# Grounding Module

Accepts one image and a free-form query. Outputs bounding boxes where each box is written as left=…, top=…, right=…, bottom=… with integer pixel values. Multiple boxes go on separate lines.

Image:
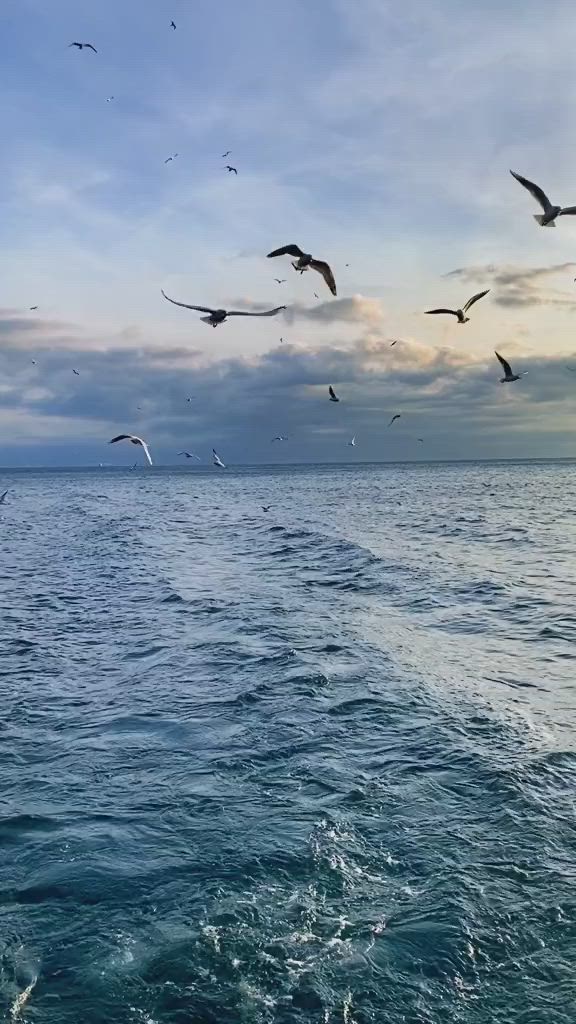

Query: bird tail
left=200, top=315, right=214, bottom=324
left=533, top=214, right=555, bottom=226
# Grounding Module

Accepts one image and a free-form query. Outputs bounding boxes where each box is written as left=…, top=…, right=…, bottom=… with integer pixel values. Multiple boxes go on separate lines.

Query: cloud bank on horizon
left=2, top=0, right=576, bottom=463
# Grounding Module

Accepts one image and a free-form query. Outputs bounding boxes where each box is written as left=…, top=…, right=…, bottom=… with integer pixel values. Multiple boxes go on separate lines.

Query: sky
left=2, top=0, right=576, bottom=465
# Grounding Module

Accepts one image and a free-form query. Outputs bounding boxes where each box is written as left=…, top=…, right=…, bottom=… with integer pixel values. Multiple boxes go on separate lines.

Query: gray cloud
left=444, top=263, right=576, bottom=310
left=1, top=311, right=576, bottom=464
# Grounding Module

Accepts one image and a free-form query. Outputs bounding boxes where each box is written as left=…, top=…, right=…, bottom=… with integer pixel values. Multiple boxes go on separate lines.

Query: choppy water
left=1, top=462, right=575, bottom=1024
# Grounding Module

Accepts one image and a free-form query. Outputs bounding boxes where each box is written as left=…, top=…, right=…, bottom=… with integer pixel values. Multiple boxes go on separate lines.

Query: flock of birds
left=21, top=40, right=576, bottom=470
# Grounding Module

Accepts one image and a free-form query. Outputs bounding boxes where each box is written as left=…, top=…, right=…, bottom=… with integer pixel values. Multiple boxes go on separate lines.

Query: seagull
left=72, top=368, right=80, bottom=375
left=222, top=151, right=231, bottom=158
left=495, top=351, right=527, bottom=383
left=0, top=490, right=9, bottom=504
left=69, top=42, right=97, bottom=52
left=314, top=292, right=319, bottom=299
left=31, top=359, right=37, bottom=365
left=425, top=290, right=490, bottom=323
left=348, top=436, right=356, bottom=447
left=329, top=385, right=340, bottom=403
left=271, top=435, right=287, bottom=442
left=510, top=170, right=576, bottom=226
left=274, top=279, right=287, bottom=284
left=29, top=305, right=38, bottom=310
left=106, top=96, right=114, bottom=102
left=267, top=244, right=337, bottom=296
left=161, top=289, right=285, bottom=327
left=164, top=154, right=178, bottom=163
left=279, top=337, right=284, bottom=344
left=170, top=20, right=176, bottom=29
left=262, top=505, right=271, bottom=512
left=225, top=165, right=238, bottom=174
left=417, top=438, right=424, bottom=443
left=388, top=414, right=401, bottom=427
left=178, top=451, right=201, bottom=460
left=110, top=433, right=153, bottom=465
left=213, top=449, right=226, bottom=468
left=390, top=339, right=398, bottom=346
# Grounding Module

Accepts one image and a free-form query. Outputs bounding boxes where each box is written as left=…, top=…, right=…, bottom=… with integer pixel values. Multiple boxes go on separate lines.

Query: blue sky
left=2, top=0, right=576, bottom=465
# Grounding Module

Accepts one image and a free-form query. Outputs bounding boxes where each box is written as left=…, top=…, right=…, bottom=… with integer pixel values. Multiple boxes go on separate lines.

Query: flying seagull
left=510, top=170, right=576, bottom=226
left=314, top=292, right=319, bottom=299
left=72, top=368, right=80, bottom=375
left=31, top=359, right=37, bottom=365
left=267, top=244, right=337, bottom=296
left=262, top=505, right=271, bottom=512
left=110, top=433, right=153, bottom=465
left=0, top=490, right=9, bottom=504
left=271, top=435, right=287, bottom=442
left=222, top=151, right=231, bottom=158
left=69, top=42, right=97, bottom=52
left=329, top=385, right=340, bottom=403
left=164, top=153, right=178, bottom=163
left=106, top=96, right=114, bottom=102
left=390, top=339, right=398, bottom=346
left=388, top=414, right=401, bottom=427
left=225, top=165, right=238, bottom=174
left=417, top=438, right=424, bottom=443
left=29, top=305, right=38, bottom=310
left=425, top=289, right=490, bottom=323
left=178, top=451, right=201, bottom=460
left=495, top=351, right=527, bottom=383
left=274, top=279, right=286, bottom=284
left=213, top=449, right=226, bottom=468
left=348, top=436, right=356, bottom=447
left=170, top=20, right=176, bottom=29
left=161, top=289, right=285, bottom=327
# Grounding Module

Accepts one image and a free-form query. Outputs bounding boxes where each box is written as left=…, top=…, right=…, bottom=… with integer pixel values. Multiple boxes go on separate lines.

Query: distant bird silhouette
left=29, top=306, right=38, bottom=310
left=69, top=42, right=97, bottom=52
left=178, top=451, right=201, bottom=460
left=390, top=339, right=398, bottom=346
left=510, top=169, right=576, bottom=226
left=348, top=436, right=356, bottom=446
left=329, top=385, right=340, bottom=403
left=106, top=96, right=114, bottom=102
left=262, top=505, right=271, bottom=512
left=72, top=369, right=80, bottom=376
left=314, top=292, right=319, bottom=299
left=271, top=435, right=287, bottom=442
left=164, top=153, right=178, bottom=163
left=31, top=359, right=37, bottom=365
left=222, top=151, right=231, bottom=158
left=110, top=433, right=153, bottom=465
left=170, top=20, right=176, bottom=29
left=0, top=490, right=9, bottom=505
left=495, top=351, right=526, bottom=383
left=425, top=290, right=489, bottom=323
left=162, top=289, right=285, bottom=327
left=388, top=414, right=401, bottom=427
left=225, top=165, right=238, bottom=174
left=274, top=279, right=286, bottom=284
left=417, top=438, right=424, bottom=443
left=267, top=244, right=337, bottom=296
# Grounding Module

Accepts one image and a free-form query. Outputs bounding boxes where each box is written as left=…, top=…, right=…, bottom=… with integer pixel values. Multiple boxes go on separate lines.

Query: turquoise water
left=1, top=462, right=575, bottom=1022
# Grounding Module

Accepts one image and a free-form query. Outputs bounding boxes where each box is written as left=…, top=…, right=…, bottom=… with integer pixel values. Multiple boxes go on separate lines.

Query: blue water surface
left=1, top=462, right=575, bottom=1023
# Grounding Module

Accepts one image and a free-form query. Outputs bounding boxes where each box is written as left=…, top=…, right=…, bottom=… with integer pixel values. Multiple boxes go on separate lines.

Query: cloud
left=285, top=296, right=385, bottom=326
left=445, top=263, right=576, bottom=309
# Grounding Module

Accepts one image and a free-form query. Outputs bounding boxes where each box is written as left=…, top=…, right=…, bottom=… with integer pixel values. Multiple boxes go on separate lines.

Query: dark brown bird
left=267, top=244, right=337, bottom=296
left=69, top=42, right=97, bottom=52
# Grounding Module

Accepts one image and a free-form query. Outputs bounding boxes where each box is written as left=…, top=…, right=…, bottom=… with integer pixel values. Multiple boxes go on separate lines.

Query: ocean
left=1, top=462, right=575, bottom=1023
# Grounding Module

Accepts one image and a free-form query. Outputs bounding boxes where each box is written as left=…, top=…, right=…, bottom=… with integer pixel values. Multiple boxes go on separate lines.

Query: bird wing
left=140, top=441, right=153, bottom=466
left=559, top=206, right=576, bottom=216
left=463, top=289, right=490, bottom=312
left=109, top=434, right=133, bottom=443
left=267, top=245, right=305, bottom=259
left=329, top=386, right=338, bottom=400
left=388, top=415, right=400, bottom=426
left=509, top=170, right=552, bottom=212
left=227, top=306, right=286, bottom=317
left=310, top=259, right=337, bottom=296
left=86, top=44, right=98, bottom=52
left=0, top=490, right=8, bottom=503
left=161, top=290, right=214, bottom=314
left=495, top=351, right=513, bottom=375
left=425, top=308, right=458, bottom=317
left=69, top=42, right=82, bottom=47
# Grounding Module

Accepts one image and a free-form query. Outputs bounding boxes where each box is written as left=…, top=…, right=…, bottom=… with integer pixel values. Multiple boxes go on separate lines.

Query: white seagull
left=425, top=290, right=490, bottom=323
left=161, top=290, right=285, bottom=327
left=178, top=451, right=201, bottom=460
left=510, top=170, right=576, bottom=226
left=213, top=449, right=226, bottom=468
left=110, top=433, right=153, bottom=465
left=495, top=351, right=527, bottom=383
left=348, top=436, right=356, bottom=447
left=328, top=385, right=340, bottom=403
left=271, top=435, right=287, bottom=442
left=267, top=244, right=337, bottom=296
